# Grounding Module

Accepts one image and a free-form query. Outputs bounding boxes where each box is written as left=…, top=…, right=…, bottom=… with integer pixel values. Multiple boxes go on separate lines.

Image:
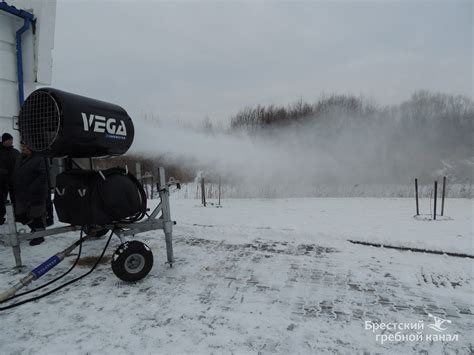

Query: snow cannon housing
left=18, top=88, right=141, bottom=227
left=18, top=88, right=134, bottom=158
left=4, top=88, right=179, bottom=284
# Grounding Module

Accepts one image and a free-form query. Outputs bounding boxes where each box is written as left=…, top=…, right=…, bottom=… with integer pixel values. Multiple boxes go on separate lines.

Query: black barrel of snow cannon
left=18, top=88, right=134, bottom=157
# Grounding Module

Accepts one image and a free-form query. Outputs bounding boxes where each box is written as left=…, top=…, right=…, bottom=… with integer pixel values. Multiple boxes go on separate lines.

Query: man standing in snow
left=0, top=133, right=20, bottom=225
left=13, top=142, right=49, bottom=246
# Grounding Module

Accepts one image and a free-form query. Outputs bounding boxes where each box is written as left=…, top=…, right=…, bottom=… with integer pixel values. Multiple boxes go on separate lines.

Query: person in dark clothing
left=0, top=133, right=20, bottom=225
left=13, top=142, right=49, bottom=246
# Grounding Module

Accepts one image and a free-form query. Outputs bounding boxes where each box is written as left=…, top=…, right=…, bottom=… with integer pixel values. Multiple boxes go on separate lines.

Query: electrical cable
left=0, top=228, right=114, bottom=311
left=1, top=228, right=85, bottom=302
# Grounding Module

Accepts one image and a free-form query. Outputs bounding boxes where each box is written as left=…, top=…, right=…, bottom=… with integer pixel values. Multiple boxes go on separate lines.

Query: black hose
left=1, top=229, right=85, bottom=302
left=0, top=229, right=114, bottom=311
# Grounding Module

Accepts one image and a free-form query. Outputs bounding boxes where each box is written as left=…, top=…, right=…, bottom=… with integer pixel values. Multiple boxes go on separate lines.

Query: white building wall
left=0, top=0, right=56, bottom=142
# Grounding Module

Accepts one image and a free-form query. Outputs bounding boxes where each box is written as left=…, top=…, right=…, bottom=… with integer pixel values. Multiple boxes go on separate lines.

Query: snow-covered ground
left=0, top=197, right=472, bottom=354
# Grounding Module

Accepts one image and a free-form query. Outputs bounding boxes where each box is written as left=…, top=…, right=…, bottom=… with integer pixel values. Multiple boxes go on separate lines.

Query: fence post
left=433, top=181, right=437, bottom=220
left=415, top=178, right=419, bottom=216
left=201, top=177, right=206, bottom=207
left=151, top=174, right=154, bottom=199
left=441, top=176, right=446, bottom=216
left=218, top=175, right=221, bottom=206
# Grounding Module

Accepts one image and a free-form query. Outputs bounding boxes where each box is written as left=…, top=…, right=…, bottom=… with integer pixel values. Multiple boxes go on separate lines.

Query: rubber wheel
left=111, top=241, right=154, bottom=282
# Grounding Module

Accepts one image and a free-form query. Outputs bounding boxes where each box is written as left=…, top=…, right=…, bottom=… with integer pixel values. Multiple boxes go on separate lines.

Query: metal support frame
left=158, top=167, right=174, bottom=265
left=0, top=167, right=177, bottom=268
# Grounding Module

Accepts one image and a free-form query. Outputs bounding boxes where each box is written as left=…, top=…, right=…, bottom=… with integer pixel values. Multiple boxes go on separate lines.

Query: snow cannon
left=18, top=88, right=134, bottom=158
left=1, top=86, right=179, bottom=295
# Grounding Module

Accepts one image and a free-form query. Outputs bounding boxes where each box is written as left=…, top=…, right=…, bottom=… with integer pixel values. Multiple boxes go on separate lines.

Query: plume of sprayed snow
left=130, top=100, right=473, bottom=191
left=130, top=117, right=371, bottom=187
left=129, top=91, right=474, bottom=197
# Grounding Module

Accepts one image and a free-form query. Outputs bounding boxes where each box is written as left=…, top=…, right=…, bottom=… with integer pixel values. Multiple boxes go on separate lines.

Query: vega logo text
left=81, top=113, right=127, bottom=136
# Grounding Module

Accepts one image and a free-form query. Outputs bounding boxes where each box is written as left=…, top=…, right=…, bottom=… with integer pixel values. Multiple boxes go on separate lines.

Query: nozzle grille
left=19, top=90, right=60, bottom=152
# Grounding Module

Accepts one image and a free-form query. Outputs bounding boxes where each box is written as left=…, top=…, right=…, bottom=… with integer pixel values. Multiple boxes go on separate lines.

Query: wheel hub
left=124, top=253, right=145, bottom=274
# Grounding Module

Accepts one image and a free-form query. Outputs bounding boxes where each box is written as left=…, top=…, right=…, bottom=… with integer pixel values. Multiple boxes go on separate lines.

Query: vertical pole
left=146, top=176, right=149, bottom=199
left=441, top=176, right=446, bottom=216
left=415, top=178, right=419, bottom=216
left=200, top=176, right=203, bottom=205
left=136, top=162, right=144, bottom=198
left=201, top=177, right=206, bottom=207
left=203, top=177, right=206, bottom=207
left=159, top=167, right=174, bottom=266
left=218, top=175, right=221, bottom=206
left=151, top=174, right=154, bottom=199
left=433, top=181, right=438, bottom=220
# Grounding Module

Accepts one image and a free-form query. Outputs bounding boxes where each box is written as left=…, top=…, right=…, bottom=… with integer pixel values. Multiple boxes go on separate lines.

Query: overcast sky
left=52, top=0, right=473, bottom=123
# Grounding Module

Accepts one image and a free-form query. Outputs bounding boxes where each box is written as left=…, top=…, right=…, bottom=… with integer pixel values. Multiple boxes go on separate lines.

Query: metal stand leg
left=158, top=167, right=174, bottom=267
left=164, top=231, right=174, bottom=267
left=12, top=246, right=22, bottom=269
left=5, top=203, right=22, bottom=268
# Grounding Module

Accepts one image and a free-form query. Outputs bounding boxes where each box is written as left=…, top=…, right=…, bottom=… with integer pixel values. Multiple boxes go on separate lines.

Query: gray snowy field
left=0, top=198, right=472, bottom=354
